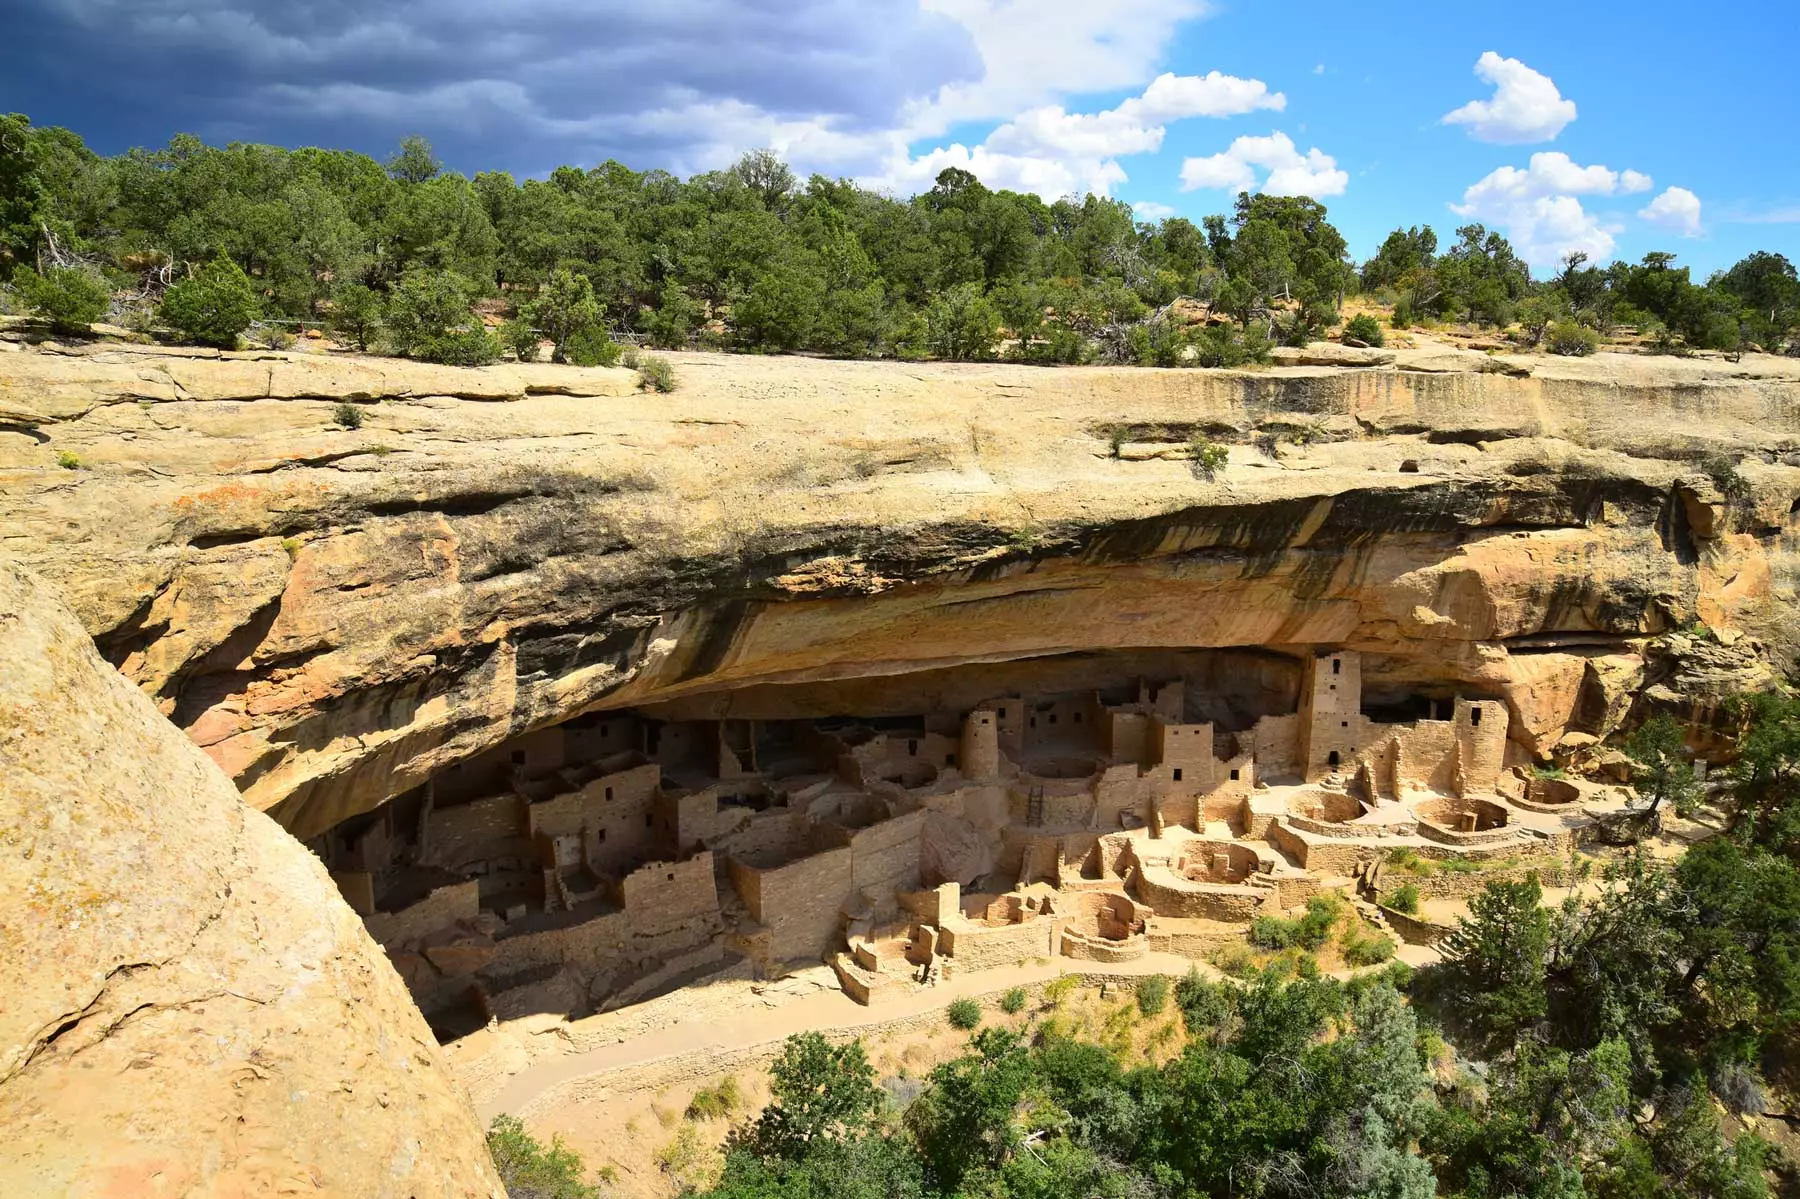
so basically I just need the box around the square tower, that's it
[1299,649,1362,781]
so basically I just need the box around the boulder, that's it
[0,561,504,1199]
[1270,343,1396,368]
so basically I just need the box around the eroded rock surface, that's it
[0,561,503,1198]
[3,340,1798,838]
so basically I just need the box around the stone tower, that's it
[960,705,1001,782]
[1299,649,1363,781]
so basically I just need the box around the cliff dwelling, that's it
[310,646,1621,1032]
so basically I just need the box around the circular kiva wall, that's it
[1025,755,1104,781]
[1062,890,1141,941]
[1288,789,1364,824]
[874,760,940,789]
[1524,777,1581,807]
[1178,839,1259,885]
[1411,799,1512,835]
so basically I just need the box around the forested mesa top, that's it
[2,117,1795,367]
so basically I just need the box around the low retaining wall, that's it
[1377,904,1451,946]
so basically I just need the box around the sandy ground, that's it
[473,897,1430,1196]
[499,959,1207,1197]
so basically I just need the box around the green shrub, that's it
[500,317,540,362]
[1391,300,1415,329]
[1387,884,1421,915]
[1341,927,1397,967]
[14,265,111,333]
[56,449,84,470]
[1044,975,1079,1006]
[521,267,603,362]
[621,345,642,370]
[414,327,500,366]
[1702,453,1751,501]
[1547,319,1599,356]
[1189,323,1270,368]
[332,402,365,429]
[999,987,1027,1015]
[638,354,676,393]
[1210,942,1258,978]
[1188,434,1229,478]
[251,322,295,350]
[1343,312,1386,347]
[487,1114,602,1199]
[564,326,622,367]
[160,254,259,348]
[685,1075,741,1121]
[925,282,1000,361]
[329,281,383,351]
[946,997,982,1030]
[1387,847,1434,876]
[1250,915,1296,950]
[1136,974,1169,1017]
[384,269,489,361]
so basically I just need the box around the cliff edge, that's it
[3,339,1799,837]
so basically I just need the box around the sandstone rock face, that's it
[0,561,503,1198]
[3,340,1799,838]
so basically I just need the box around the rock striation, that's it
[3,338,1799,839]
[0,560,503,1198]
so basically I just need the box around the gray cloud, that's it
[8,0,983,176]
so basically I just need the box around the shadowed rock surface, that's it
[0,560,503,1198]
[3,340,1798,838]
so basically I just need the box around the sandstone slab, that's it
[0,561,504,1198]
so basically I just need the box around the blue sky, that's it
[6,0,1796,274]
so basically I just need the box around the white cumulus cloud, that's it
[867,69,1285,199]
[1132,200,1178,220]
[1443,52,1577,144]
[1639,187,1704,237]
[1178,131,1348,199]
[1452,152,1659,268]
[908,0,1214,136]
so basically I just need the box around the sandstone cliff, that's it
[3,337,1797,838]
[0,561,504,1197]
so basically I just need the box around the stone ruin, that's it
[309,648,1629,1030]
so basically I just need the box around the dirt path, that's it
[478,951,1204,1120]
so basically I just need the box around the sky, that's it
[7,0,1797,275]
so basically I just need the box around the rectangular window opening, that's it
[1229,769,1241,781]
[1172,768,1183,782]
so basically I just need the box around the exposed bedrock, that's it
[0,562,504,1197]
[3,342,1798,838]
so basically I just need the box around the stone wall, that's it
[332,870,375,915]
[728,846,854,962]
[1250,713,1303,780]
[1061,930,1148,962]
[939,917,1056,969]
[622,853,719,940]
[1136,872,1267,921]
[848,810,928,914]
[1378,904,1450,946]
[1396,721,1460,794]
[365,878,480,948]
[487,910,630,977]
[423,794,523,870]
[1106,711,1151,764]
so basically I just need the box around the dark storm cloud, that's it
[6,0,982,175]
